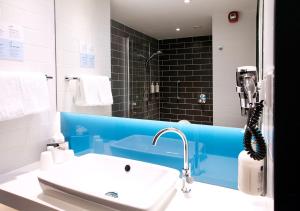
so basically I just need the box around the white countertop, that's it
[0,162,273,211]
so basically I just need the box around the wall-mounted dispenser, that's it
[236,66,266,196]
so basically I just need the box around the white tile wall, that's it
[55,0,112,116]
[0,0,56,174]
[212,8,257,128]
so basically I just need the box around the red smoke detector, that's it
[228,11,239,23]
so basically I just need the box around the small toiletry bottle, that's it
[52,131,69,150]
[155,82,159,93]
[150,82,155,93]
[92,135,104,153]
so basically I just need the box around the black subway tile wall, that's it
[159,36,213,125]
[111,23,128,117]
[111,20,160,120]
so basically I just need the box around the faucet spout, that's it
[152,127,192,193]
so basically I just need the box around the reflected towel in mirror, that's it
[74,75,113,106]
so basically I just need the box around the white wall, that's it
[55,0,111,115]
[0,0,56,173]
[213,9,256,128]
[262,0,274,209]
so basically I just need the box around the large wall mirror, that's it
[55,0,263,128]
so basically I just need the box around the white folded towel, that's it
[74,75,113,106]
[0,72,24,121]
[20,72,51,115]
[0,71,50,121]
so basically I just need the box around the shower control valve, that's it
[198,94,207,104]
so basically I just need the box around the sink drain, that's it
[105,192,118,198]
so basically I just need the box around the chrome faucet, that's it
[152,127,193,193]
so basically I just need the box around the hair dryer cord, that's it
[244,100,266,160]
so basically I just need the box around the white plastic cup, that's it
[40,151,54,171]
[52,149,66,164]
[64,149,75,162]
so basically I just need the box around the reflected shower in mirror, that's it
[56,0,262,128]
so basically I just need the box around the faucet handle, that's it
[186,175,193,184]
[182,167,193,183]
[183,164,193,184]
[181,168,193,193]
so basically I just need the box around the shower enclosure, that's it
[129,40,160,120]
[111,36,130,118]
[111,32,160,120]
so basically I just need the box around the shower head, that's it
[152,50,162,57]
[149,51,162,60]
[145,51,163,67]
[137,54,147,59]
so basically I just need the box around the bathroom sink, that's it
[37,153,180,211]
[110,135,205,171]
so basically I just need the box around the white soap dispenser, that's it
[155,82,159,93]
[150,82,155,94]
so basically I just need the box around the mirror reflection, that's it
[55,0,260,128]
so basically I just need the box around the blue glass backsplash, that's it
[61,112,244,189]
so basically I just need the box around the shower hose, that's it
[244,100,266,160]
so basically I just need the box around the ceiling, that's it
[111,0,257,40]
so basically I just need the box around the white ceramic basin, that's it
[38,153,180,211]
